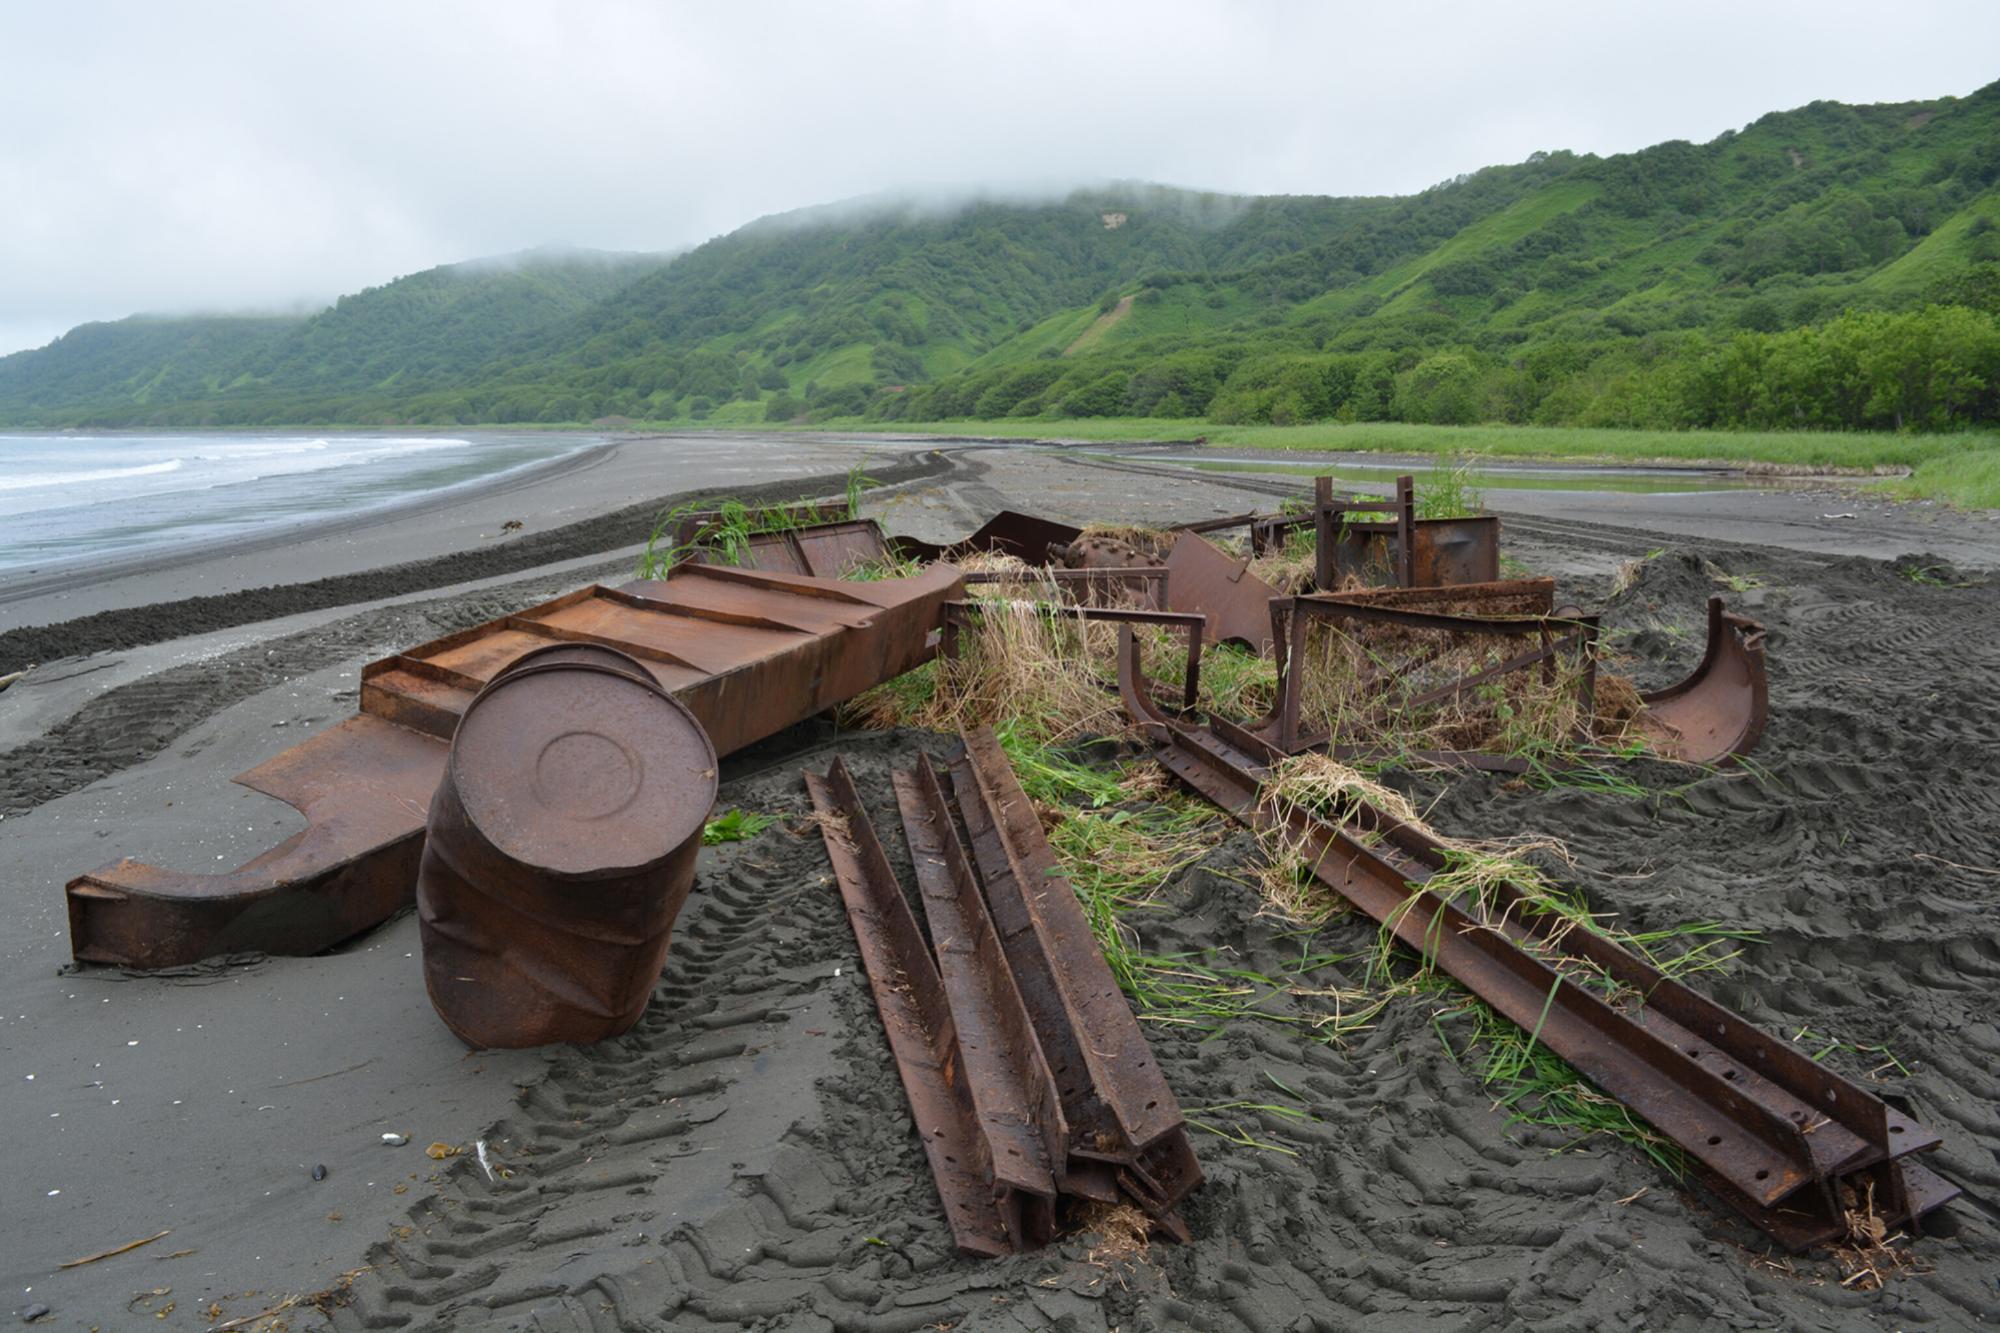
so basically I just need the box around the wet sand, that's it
[3,442,1998,1329]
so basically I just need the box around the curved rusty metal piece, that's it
[418,660,716,1048]
[1638,596,1769,765]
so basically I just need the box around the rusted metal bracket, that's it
[1114,629,1955,1250]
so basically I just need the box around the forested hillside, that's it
[4,82,1998,433]
[0,249,664,426]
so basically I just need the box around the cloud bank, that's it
[3,0,1995,354]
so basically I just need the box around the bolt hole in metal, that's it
[1756,1170,1770,1181]
[1708,1135,1722,1145]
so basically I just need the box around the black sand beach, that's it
[4,439,1999,1330]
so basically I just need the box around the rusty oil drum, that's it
[418,656,717,1048]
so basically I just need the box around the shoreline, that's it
[0,433,617,604]
[0,434,952,656]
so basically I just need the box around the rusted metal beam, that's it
[804,758,1019,1258]
[1115,630,1955,1250]
[67,564,963,970]
[963,565,1169,611]
[949,725,1202,1212]
[894,756,1063,1246]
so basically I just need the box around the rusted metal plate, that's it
[66,715,440,968]
[1116,632,1952,1250]
[804,758,1018,1258]
[893,510,1084,565]
[1638,595,1769,765]
[690,518,889,579]
[951,726,1201,1211]
[1328,515,1503,588]
[67,563,962,970]
[1164,533,1280,654]
[894,756,1062,1244]
[418,661,716,1048]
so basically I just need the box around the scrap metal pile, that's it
[57,478,1955,1258]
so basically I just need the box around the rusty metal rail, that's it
[805,727,1201,1252]
[67,562,962,970]
[952,726,1201,1214]
[804,757,1023,1257]
[1115,629,1954,1249]
[895,755,1064,1241]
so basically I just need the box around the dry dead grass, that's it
[1284,616,1642,758]
[1075,1200,1154,1269]
[1832,1180,1929,1291]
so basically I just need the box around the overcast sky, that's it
[2,1,1995,356]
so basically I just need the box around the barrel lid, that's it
[450,663,716,877]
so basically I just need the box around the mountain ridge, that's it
[3,81,1996,432]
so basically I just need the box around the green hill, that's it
[0,248,664,426]
[4,82,1998,433]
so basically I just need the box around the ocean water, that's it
[0,432,596,574]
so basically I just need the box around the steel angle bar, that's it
[803,758,1017,1258]
[962,567,1168,587]
[1114,633,1954,1249]
[949,725,1201,1212]
[963,565,1169,611]
[893,755,1064,1245]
